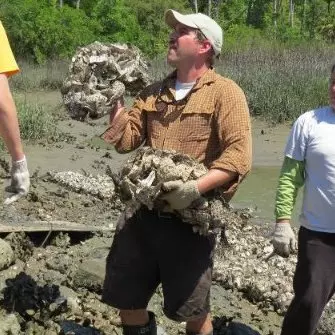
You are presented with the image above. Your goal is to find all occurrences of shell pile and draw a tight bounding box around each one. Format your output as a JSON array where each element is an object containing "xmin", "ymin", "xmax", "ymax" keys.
[
  {"xmin": 110, "ymin": 147, "xmax": 231, "ymax": 235},
  {"xmin": 49, "ymin": 171, "xmax": 115, "ymax": 200},
  {"xmin": 61, "ymin": 41, "xmax": 151, "ymax": 121},
  {"xmin": 212, "ymin": 216, "xmax": 335, "ymax": 333}
]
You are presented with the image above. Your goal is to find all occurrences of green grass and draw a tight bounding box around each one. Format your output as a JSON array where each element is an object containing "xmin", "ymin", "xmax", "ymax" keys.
[
  {"xmin": 0, "ymin": 99, "xmax": 60, "ymax": 153},
  {"xmin": 149, "ymin": 42, "xmax": 335, "ymax": 123},
  {"xmin": 9, "ymin": 41, "xmax": 335, "ymax": 124},
  {"xmin": 9, "ymin": 59, "xmax": 69, "ymax": 92},
  {"xmin": 15, "ymin": 99, "xmax": 58, "ymax": 142},
  {"xmin": 218, "ymin": 43, "xmax": 334, "ymax": 123}
]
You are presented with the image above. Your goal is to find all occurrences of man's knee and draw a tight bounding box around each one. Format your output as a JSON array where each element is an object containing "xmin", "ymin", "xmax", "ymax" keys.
[{"xmin": 120, "ymin": 310, "xmax": 156, "ymax": 335}]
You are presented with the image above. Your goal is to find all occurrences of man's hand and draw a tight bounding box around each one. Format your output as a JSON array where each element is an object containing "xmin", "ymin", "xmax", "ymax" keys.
[
  {"xmin": 160, "ymin": 180, "xmax": 201, "ymax": 210},
  {"xmin": 271, "ymin": 222, "xmax": 297, "ymax": 258},
  {"xmin": 110, "ymin": 97, "xmax": 125, "ymax": 124},
  {"xmin": 4, "ymin": 156, "xmax": 30, "ymax": 205}
]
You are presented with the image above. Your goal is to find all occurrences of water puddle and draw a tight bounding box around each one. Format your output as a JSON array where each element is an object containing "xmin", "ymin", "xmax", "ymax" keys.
[{"xmin": 232, "ymin": 166, "xmax": 303, "ymax": 226}]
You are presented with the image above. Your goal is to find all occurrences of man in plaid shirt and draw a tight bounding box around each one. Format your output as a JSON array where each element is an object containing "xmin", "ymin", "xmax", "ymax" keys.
[{"xmin": 102, "ymin": 9, "xmax": 251, "ymax": 335}]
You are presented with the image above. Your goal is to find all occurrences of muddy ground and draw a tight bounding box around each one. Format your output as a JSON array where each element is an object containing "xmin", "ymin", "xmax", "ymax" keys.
[{"xmin": 0, "ymin": 90, "xmax": 293, "ymax": 334}]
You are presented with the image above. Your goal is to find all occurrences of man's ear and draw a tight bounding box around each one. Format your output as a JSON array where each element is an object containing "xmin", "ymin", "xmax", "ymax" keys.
[{"xmin": 198, "ymin": 40, "xmax": 212, "ymax": 55}]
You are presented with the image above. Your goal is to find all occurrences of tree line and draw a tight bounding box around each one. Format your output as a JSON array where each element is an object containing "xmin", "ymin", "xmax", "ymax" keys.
[{"xmin": 0, "ymin": 0, "xmax": 334, "ymax": 63}]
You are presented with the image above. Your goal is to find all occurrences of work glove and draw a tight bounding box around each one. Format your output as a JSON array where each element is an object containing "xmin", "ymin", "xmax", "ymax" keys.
[
  {"xmin": 271, "ymin": 223, "xmax": 297, "ymax": 258},
  {"xmin": 160, "ymin": 180, "xmax": 201, "ymax": 210},
  {"xmin": 4, "ymin": 156, "xmax": 30, "ymax": 205}
]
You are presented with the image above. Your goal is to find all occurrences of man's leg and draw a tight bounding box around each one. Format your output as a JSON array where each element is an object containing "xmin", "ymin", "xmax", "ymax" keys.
[
  {"xmin": 155, "ymin": 212, "xmax": 216, "ymax": 335},
  {"xmin": 102, "ymin": 212, "xmax": 160, "ymax": 334},
  {"xmin": 281, "ymin": 227, "xmax": 335, "ymax": 335},
  {"xmin": 186, "ymin": 313, "xmax": 213, "ymax": 335},
  {"xmin": 120, "ymin": 310, "xmax": 158, "ymax": 335}
]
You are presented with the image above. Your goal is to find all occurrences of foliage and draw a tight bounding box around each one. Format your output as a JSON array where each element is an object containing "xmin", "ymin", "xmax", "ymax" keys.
[
  {"xmin": 1, "ymin": 0, "xmax": 335, "ymax": 62},
  {"xmin": 0, "ymin": 0, "xmax": 100, "ymax": 63}
]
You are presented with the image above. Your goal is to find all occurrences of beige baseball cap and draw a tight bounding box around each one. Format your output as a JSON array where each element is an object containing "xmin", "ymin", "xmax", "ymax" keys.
[{"xmin": 165, "ymin": 9, "xmax": 223, "ymax": 56}]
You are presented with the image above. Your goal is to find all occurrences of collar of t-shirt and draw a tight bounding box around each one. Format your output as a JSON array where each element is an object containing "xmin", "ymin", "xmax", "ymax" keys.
[{"xmin": 175, "ymin": 80, "xmax": 196, "ymax": 101}]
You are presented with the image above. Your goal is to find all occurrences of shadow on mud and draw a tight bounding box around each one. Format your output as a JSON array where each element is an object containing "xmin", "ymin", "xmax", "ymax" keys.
[
  {"xmin": 213, "ymin": 316, "xmax": 261, "ymax": 335},
  {"xmin": 59, "ymin": 320, "xmax": 102, "ymax": 335},
  {"xmin": 1, "ymin": 272, "xmax": 65, "ymax": 319},
  {"xmin": 0, "ymin": 272, "xmax": 103, "ymax": 334}
]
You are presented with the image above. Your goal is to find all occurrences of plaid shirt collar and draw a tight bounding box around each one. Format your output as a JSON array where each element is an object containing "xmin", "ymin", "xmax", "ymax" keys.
[{"xmin": 161, "ymin": 68, "xmax": 217, "ymax": 99}]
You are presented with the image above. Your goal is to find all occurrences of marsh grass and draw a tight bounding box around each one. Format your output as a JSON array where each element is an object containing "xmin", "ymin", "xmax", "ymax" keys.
[
  {"xmin": 219, "ymin": 43, "xmax": 335, "ymax": 123},
  {"xmin": 15, "ymin": 99, "xmax": 58, "ymax": 142},
  {"xmin": 0, "ymin": 99, "xmax": 60, "ymax": 153},
  {"xmin": 10, "ymin": 59, "xmax": 69, "ymax": 91},
  {"xmin": 150, "ymin": 43, "xmax": 335, "ymax": 123},
  {"xmin": 10, "ymin": 43, "xmax": 335, "ymax": 124}
]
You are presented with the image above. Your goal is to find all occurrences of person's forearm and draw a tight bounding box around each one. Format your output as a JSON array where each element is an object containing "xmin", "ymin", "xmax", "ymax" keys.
[
  {"xmin": 275, "ymin": 156, "xmax": 305, "ymax": 221},
  {"xmin": 196, "ymin": 168, "xmax": 238, "ymax": 194},
  {"xmin": 0, "ymin": 75, "xmax": 24, "ymax": 161}
]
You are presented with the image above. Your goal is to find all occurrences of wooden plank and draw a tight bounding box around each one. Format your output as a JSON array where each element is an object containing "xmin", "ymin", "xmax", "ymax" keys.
[{"xmin": 0, "ymin": 220, "xmax": 115, "ymax": 233}]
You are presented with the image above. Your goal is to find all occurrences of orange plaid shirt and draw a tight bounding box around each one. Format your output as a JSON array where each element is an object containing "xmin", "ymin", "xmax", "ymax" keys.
[{"xmin": 103, "ymin": 68, "xmax": 252, "ymax": 198}]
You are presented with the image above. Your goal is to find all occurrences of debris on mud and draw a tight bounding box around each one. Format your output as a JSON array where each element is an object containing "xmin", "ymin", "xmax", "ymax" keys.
[
  {"xmin": 61, "ymin": 41, "xmax": 151, "ymax": 121},
  {"xmin": 4, "ymin": 232, "xmax": 34, "ymax": 262},
  {"xmin": 112, "ymin": 147, "xmax": 231, "ymax": 235},
  {"xmin": 0, "ymin": 238, "xmax": 15, "ymax": 271},
  {"xmin": 49, "ymin": 171, "xmax": 115, "ymax": 200}
]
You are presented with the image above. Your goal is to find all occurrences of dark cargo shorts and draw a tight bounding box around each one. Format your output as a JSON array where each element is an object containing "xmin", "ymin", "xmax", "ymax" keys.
[{"xmin": 102, "ymin": 207, "xmax": 216, "ymax": 322}]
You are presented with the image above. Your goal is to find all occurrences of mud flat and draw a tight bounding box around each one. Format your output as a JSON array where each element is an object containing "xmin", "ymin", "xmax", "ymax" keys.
[
  {"xmin": 1, "ymin": 91, "xmax": 330, "ymax": 334},
  {"xmin": 0, "ymin": 163, "xmax": 334, "ymax": 334}
]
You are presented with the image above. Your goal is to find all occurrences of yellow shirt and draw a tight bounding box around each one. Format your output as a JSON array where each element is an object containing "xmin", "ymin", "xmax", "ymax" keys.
[{"xmin": 0, "ymin": 21, "xmax": 19, "ymax": 76}]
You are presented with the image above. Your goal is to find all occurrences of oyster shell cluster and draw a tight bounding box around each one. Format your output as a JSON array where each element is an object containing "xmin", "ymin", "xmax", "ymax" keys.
[
  {"xmin": 49, "ymin": 171, "xmax": 115, "ymax": 200},
  {"xmin": 212, "ymin": 216, "xmax": 335, "ymax": 333},
  {"xmin": 61, "ymin": 41, "xmax": 151, "ymax": 121},
  {"xmin": 111, "ymin": 147, "xmax": 231, "ymax": 235}
]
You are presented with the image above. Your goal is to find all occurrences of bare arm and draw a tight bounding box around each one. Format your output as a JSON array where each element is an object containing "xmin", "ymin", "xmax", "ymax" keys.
[
  {"xmin": 0, "ymin": 74, "xmax": 24, "ymax": 161},
  {"xmin": 197, "ymin": 168, "xmax": 238, "ymax": 194}
]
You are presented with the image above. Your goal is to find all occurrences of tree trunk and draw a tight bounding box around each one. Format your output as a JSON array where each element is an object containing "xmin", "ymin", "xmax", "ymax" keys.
[
  {"xmin": 76, "ymin": 0, "xmax": 80, "ymax": 9},
  {"xmin": 301, "ymin": 0, "xmax": 306, "ymax": 33},
  {"xmin": 212, "ymin": 0, "xmax": 221, "ymax": 20},
  {"xmin": 273, "ymin": 0, "xmax": 277, "ymax": 30},
  {"xmin": 289, "ymin": 0, "xmax": 294, "ymax": 27},
  {"xmin": 59, "ymin": 0, "xmax": 63, "ymax": 8},
  {"xmin": 208, "ymin": 0, "xmax": 212, "ymax": 17},
  {"xmin": 194, "ymin": 0, "xmax": 198, "ymax": 13}
]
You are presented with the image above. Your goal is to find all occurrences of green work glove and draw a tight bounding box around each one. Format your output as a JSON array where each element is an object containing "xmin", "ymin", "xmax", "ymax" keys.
[
  {"xmin": 271, "ymin": 223, "xmax": 297, "ymax": 258},
  {"xmin": 160, "ymin": 180, "xmax": 201, "ymax": 210}
]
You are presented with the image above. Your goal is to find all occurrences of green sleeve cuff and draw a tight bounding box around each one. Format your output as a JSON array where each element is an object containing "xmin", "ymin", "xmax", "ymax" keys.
[{"xmin": 275, "ymin": 156, "xmax": 305, "ymax": 220}]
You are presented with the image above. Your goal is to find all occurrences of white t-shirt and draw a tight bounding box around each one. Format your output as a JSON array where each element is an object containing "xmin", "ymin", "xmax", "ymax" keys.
[
  {"xmin": 285, "ymin": 106, "xmax": 335, "ymax": 232},
  {"xmin": 175, "ymin": 80, "xmax": 195, "ymax": 101}
]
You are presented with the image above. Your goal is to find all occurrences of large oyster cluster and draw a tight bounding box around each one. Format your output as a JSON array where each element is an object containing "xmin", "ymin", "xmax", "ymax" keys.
[
  {"xmin": 61, "ymin": 42, "xmax": 151, "ymax": 121},
  {"xmin": 110, "ymin": 147, "xmax": 231, "ymax": 235}
]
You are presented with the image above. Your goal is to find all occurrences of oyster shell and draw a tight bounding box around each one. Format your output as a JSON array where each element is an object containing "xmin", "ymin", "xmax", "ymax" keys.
[{"xmin": 61, "ymin": 42, "xmax": 151, "ymax": 121}]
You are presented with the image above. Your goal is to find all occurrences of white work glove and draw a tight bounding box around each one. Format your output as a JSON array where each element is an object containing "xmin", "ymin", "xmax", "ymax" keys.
[
  {"xmin": 160, "ymin": 180, "xmax": 201, "ymax": 210},
  {"xmin": 271, "ymin": 223, "xmax": 297, "ymax": 258},
  {"xmin": 4, "ymin": 156, "xmax": 30, "ymax": 205}
]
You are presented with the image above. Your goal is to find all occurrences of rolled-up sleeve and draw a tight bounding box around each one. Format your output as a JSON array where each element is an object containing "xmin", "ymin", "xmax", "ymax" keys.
[
  {"xmin": 209, "ymin": 81, "xmax": 252, "ymax": 179},
  {"xmin": 102, "ymin": 96, "xmax": 147, "ymax": 153}
]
